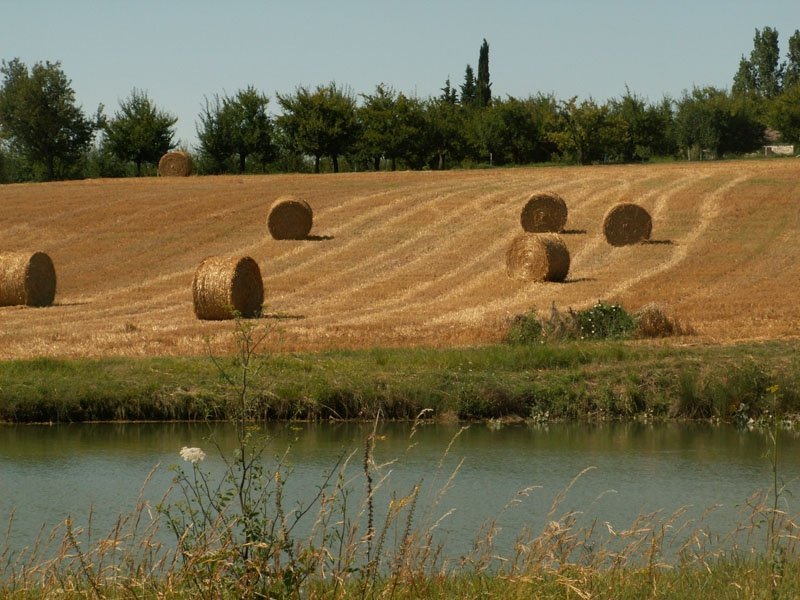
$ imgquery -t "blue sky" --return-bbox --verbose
[2,1,799,147]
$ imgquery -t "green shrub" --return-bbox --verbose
[574,301,636,340]
[505,311,543,344]
[507,302,637,344]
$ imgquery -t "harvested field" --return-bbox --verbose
[1,160,799,358]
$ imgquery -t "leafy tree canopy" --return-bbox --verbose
[0,58,98,180]
[276,83,359,173]
[103,88,177,176]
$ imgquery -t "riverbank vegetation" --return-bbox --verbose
[1,338,799,424]
[1,417,798,598]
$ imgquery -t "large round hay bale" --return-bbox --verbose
[0,251,56,307]
[267,196,313,240]
[505,233,570,282]
[158,151,193,177]
[602,203,652,246]
[520,192,568,233]
[192,256,264,320]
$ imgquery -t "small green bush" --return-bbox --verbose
[506,302,637,344]
[505,311,543,344]
[574,301,636,340]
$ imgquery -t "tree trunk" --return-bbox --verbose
[314,155,321,173]
[135,159,142,177]
[238,153,247,174]
[46,156,55,181]
[373,156,381,171]
[332,154,339,173]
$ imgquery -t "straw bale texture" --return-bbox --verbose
[603,203,652,246]
[158,151,193,177]
[505,233,570,282]
[267,196,313,239]
[192,256,264,320]
[0,251,56,307]
[520,192,568,233]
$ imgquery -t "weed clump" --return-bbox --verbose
[506,301,636,343]
[575,301,636,340]
[507,301,693,344]
[634,302,694,338]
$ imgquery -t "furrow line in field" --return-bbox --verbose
[62,182,477,314]
[274,173,573,309]
[244,183,506,294]
[239,180,467,268]
[334,174,616,326]
[285,185,535,311]
[603,172,753,300]
[418,173,688,325]
[568,171,706,270]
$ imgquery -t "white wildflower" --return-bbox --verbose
[180,446,206,464]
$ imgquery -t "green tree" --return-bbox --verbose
[476,38,492,108]
[196,87,274,174]
[674,87,763,159]
[734,27,784,99]
[103,88,177,176]
[358,85,427,171]
[424,96,466,169]
[466,96,557,165]
[358,84,397,171]
[440,77,458,104]
[276,83,359,173]
[226,86,275,173]
[460,64,477,106]
[0,58,98,180]
[732,55,758,97]
[390,93,428,169]
[767,83,800,143]
[784,29,800,89]
[548,97,626,164]
[196,94,235,174]
[609,89,674,161]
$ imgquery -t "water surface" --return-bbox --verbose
[2,421,798,558]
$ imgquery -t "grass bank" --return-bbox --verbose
[1,339,799,423]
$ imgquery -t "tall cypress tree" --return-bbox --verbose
[476,38,492,108]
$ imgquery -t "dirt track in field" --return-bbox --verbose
[1,160,799,359]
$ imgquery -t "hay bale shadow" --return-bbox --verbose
[561,229,587,235]
[305,234,335,241]
[563,277,596,284]
[644,239,673,245]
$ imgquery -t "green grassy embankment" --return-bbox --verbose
[1,340,799,423]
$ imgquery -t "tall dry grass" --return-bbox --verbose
[2,427,798,599]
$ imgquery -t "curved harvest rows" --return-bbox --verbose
[0,161,799,359]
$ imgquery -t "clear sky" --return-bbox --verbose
[2,0,799,148]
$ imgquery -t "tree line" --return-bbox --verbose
[1,30,799,183]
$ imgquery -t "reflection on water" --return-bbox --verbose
[1,421,798,556]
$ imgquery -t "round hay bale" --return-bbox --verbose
[267,196,313,240]
[0,251,56,307]
[505,233,570,282]
[520,192,568,233]
[158,151,193,177]
[192,256,264,320]
[602,203,652,246]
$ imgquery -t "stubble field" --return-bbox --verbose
[1,159,798,359]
